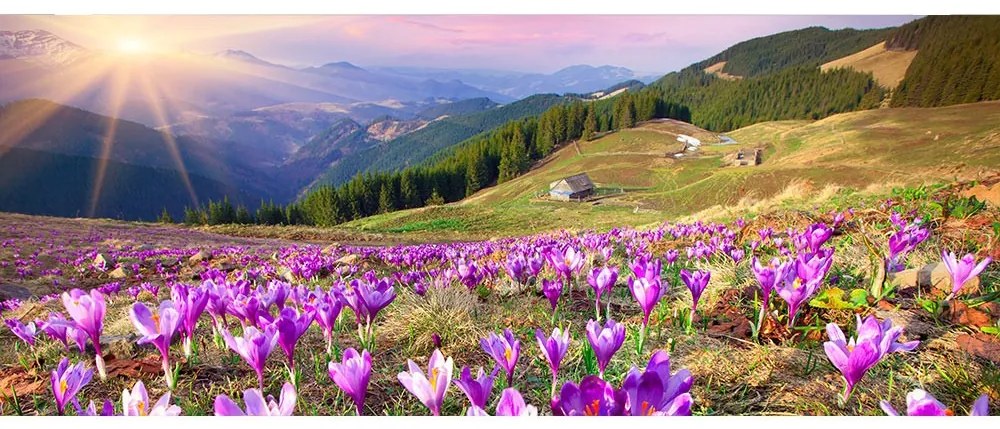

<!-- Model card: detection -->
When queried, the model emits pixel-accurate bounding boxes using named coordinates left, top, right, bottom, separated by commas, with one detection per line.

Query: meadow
left=0, top=174, right=997, bottom=416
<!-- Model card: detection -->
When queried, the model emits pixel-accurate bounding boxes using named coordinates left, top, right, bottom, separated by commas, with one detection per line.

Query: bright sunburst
left=115, top=37, right=149, bottom=54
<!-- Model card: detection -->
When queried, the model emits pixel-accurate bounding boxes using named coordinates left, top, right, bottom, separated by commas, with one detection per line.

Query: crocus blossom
left=328, top=348, right=372, bottom=415
left=941, top=251, right=991, bottom=300
left=586, top=319, right=625, bottom=378
left=621, top=350, right=694, bottom=416
left=824, top=315, right=919, bottom=402
left=881, top=389, right=989, bottom=416
left=122, top=380, right=182, bottom=416
left=129, top=300, right=181, bottom=389
left=481, top=329, right=521, bottom=386
left=221, top=324, right=279, bottom=390
left=269, top=306, right=315, bottom=373
left=5, top=318, right=37, bottom=346
left=536, top=327, right=570, bottom=397
left=587, top=266, right=618, bottom=320
left=551, top=375, right=627, bottom=416
left=171, top=283, right=209, bottom=358
left=61, top=288, right=107, bottom=379
left=453, top=365, right=499, bottom=410
left=50, top=357, right=92, bottom=415
left=214, top=382, right=297, bottom=416
left=680, top=269, right=710, bottom=314
left=397, top=348, right=454, bottom=416
left=468, top=388, right=538, bottom=416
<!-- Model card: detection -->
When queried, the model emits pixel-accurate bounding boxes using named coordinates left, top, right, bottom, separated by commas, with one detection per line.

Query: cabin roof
left=549, top=173, right=595, bottom=193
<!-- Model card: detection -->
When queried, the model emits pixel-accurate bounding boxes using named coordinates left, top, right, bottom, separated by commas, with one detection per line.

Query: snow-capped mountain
left=0, top=29, right=88, bottom=67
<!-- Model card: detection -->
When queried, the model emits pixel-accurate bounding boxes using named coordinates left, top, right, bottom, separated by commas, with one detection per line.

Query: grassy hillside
left=692, top=26, right=895, bottom=78
left=820, top=42, right=918, bottom=88
left=343, top=101, right=1000, bottom=237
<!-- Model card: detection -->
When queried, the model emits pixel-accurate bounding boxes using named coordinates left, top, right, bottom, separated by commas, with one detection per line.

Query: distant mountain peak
left=213, top=49, right=282, bottom=67
left=0, top=29, right=87, bottom=67
left=319, top=61, right=364, bottom=71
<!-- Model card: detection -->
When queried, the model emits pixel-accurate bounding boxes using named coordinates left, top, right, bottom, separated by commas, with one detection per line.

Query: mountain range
left=2, top=16, right=999, bottom=223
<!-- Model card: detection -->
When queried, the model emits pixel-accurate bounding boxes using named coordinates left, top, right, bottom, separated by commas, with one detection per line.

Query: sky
left=0, top=15, right=918, bottom=74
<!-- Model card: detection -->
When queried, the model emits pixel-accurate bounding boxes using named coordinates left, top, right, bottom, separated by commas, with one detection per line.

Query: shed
left=549, top=173, right=595, bottom=201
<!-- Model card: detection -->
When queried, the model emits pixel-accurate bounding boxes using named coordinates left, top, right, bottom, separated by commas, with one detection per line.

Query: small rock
left=321, top=244, right=341, bottom=255
left=956, top=333, right=1000, bottom=363
left=335, top=254, right=360, bottom=266
left=93, top=253, right=112, bottom=270
left=889, top=263, right=980, bottom=295
left=0, top=283, right=32, bottom=301
left=108, top=266, right=129, bottom=279
left=161, top=258, right=178, bottom=268
left=948, top=301, right=994, bottom=327
left=189, top=250, right=212, bottom=264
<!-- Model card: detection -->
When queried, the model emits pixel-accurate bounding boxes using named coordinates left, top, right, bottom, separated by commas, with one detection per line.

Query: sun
left=115, top=37, right=149, bottom=54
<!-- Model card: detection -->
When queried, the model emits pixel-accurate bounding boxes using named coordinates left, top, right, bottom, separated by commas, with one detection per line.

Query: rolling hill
left=342, top=101, right=1000, bottom=237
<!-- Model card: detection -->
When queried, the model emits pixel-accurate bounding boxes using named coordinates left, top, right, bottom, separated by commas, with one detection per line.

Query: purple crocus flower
left=328, top=348, right=372, bottom=415
left=665, top=250, right=679, bottom=265
left=551, top=375, right=627, bottom=416
left=397, top=348, right=454, bottom=416
left=5, top=318, right=37, bottom=347
left=778, top=276, right=823, bottom=329
left=627, top=275, right=663, bottom=327
left=535, top=327, right=570, bottom=397
left=77, top=399, right=116, bottom=416
left=269, top=306, right=315, bottom=374
left=50, top=357, right=93, bottom=415
left=621, top=350, right=693, bottom=416
left=505, top=254, right=528, bottom=284
left=122, top=380, right=182, bottom=416
left=586, top=319, right=625, bottom=378
left=214, top=382, right=297, bottom=416
left=129, top=300, right=182, bottom=389
left=546, top=246, right=584, bottom=280
left=39, top=312, right=83, bottom=352
left=541, top=278, right=563, bottom=313
left=221, top=324, right=279, bottom=390
left=751, top=257, right=790, bottom=332
left=881, top=389, right=989, bottom=416
left=588, top=266, right=618, bottom=320
left=941, top=251, right=991, bottom=300
left=61, top=288, right=107, bottom=379
left=680, top=269, right=710, bottom=314
left=468, top=388, right=538, bottom=416
left=171, top=283, right=209, bottom=358
left=481, top=329, right=521, bottom=386
left=453, top=365, right=500, bottom=410
left=824, top=315, right=919, bottom=402
left=310, top=295, right=342, bottom=355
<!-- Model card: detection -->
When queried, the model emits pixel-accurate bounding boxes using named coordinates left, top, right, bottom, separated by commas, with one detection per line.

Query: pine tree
left=378, top=183, right=394, bottom=214
left=582, top=104, right=597, bottom=141
left=158, top=207, right=173, bottom=224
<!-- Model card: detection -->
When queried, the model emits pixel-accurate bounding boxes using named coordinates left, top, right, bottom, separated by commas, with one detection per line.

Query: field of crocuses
left=0, top=189, right=998, bottom=416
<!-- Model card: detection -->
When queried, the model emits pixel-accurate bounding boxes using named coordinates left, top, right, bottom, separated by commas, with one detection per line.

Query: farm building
left=549, top=173, right=595, bottom=201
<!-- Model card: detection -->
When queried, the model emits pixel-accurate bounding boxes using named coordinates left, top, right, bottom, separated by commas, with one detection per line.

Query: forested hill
left=693, top=26, right=894, bottom=78
left=888, top=16, right=1000, bottom=107
left=313, top=93, right=565, bottom=188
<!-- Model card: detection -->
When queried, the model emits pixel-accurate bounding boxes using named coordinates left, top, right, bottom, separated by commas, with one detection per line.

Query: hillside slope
left=343, top=101, right=1000, bottom=236
left=820, top=42, right=917, bottom=88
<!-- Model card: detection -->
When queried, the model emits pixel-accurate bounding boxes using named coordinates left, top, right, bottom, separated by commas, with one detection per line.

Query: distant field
left=344, top=101, right=1000, bottom=237
left=820, top=42, right=918, bottom=88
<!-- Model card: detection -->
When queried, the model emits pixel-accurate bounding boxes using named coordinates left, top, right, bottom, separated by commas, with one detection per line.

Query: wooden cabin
left=549, top=173, right=595, bottom=201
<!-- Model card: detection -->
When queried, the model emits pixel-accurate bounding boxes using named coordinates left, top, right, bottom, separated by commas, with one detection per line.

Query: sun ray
left=137, top=72, right=200, bottom=209
left=0, top=56, right=116, bottom=158
left=86, top=65, right=132, bottom=218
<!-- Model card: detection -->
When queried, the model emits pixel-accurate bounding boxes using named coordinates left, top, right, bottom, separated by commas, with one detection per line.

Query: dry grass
left=821, top=42, right=919, bottom=88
